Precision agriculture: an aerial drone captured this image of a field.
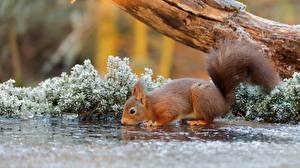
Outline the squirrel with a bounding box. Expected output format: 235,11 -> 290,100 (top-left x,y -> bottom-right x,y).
121,39 -> 282,126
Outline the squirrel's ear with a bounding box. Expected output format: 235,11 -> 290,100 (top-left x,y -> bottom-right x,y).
141,94 -> 150,108
132,79 -> 146,101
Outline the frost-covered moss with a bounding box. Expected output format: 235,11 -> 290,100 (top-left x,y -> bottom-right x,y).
0,56 -> 167,120
1,56 -> 299,123
233,72 -> 300,123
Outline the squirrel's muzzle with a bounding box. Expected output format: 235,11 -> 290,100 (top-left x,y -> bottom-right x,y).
121,118 -> 140,126
121,118 -> 128,125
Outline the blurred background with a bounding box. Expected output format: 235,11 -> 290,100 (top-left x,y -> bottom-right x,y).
0,0 -> 299,85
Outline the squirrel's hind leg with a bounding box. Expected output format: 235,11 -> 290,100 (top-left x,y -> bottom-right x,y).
189,82 -> 225,124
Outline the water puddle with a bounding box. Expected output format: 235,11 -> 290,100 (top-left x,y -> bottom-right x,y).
0,117 -> 299,168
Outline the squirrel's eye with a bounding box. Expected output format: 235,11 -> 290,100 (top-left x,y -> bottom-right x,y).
129,108 -> 136,115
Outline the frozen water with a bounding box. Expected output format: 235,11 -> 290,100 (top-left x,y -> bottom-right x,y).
0,117 -> 299,168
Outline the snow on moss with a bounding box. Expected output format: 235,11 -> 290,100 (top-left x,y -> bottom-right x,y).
233,72 -> 300,123
0,56 -> 167,120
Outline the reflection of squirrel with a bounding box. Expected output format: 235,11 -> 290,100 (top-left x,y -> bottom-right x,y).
121,40 -> 281,126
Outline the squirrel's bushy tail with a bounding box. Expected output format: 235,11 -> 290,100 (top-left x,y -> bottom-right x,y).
207,40 -> 281,104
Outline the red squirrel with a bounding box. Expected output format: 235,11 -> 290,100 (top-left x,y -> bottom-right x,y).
121,40 -> 281,126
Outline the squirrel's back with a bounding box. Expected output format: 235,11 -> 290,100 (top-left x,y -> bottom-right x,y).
150,78 -> 207,101
148,78 -> 208,116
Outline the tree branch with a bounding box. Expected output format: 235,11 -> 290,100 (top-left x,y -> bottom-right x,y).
111,0 -> 300,77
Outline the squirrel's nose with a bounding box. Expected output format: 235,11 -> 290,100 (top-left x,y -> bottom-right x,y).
121,119 -> 127,125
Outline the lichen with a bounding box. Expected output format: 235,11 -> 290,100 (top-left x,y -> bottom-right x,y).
214,0 -> 246,11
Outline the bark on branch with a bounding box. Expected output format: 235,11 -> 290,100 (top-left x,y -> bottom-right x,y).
111,0 -> 300,77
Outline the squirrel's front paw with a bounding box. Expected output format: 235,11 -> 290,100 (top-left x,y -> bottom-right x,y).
142,120 -> 162,127
187,120 -> 209,126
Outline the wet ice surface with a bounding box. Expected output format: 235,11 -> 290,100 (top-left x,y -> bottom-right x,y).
0,117 -> 300,168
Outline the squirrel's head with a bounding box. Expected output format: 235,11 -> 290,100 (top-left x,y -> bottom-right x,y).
121,80 -> 150,125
